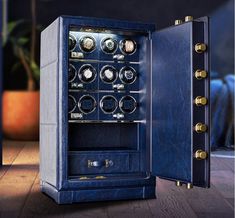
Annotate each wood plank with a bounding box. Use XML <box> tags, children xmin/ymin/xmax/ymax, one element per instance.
<box><xmin>180</xmin><ymin>184</ymin><xmax>234</xmax><ymax>215</ymax></box>
<box><xmin>106</xmin><ymin>199</ymin><xmax>153</xmax><ymax>218</ymax></box>
<box><xmin>0</xmin><ymin>140</ymin><xmax>25</xmax><ymax>179</ymax></box>
<box><xmin>147</xmin><ymin>178</ymin><xmax>197</xmax><ymax>218</ymax></box>
<box><xmin>211</xmin><ymin>157</ymin><xmax>234</xmax><ymax>172</ymax></box>
<box><xmin>225</xmin><ymin>198</ymin><xmax>234</xmax><ymax>209</ymax></box>
<box><xmin>0</xmin><ymin>141</ymin><xmax>39</xmax><ymax>218</ymax></box>
<box><xmin>222</xmin><ymin>158</ymin><xmax>234</xmax><ymax>173</ymax></box>
<box><xmin>211</xmin><ymin>170</ymin><xmax>234</xmax><ymax>199</ymax></box>
<box><xmin>196</xmin><ymin>212</ymin><xmax>234</xmax><ymax>218</ymax></box>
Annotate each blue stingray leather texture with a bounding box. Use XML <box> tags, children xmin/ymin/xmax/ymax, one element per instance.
<box><xmin>40</xmin><ymin>16</ymin><xmax>210</xmax><ymax>204</ymax></box>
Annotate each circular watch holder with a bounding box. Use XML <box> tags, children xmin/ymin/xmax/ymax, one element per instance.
<box><xmin>78</xmin><ymin>95</ymin><xmax>97</xmax><ymax>114</ymax></box>
<box><xmin>78</xmin><ymin>64</ymin><xmax>97</xmax><ymax>83</ymax></box>
<box><xmin>119</xmin><ymin>95</ymin><xmax>137</xmax><ymax>114</ymax></box>
<box><xmin>68</xmin><ymin>64</ymin><xmax>77</xmax><ymax>82</ymax></box>
<box><xmin>100</xmin><ymin>95</ymin><xmax>118</xmax><ymax>114</ymax></box>
<box><xmin>101</xmin><ymin>37</ymin><xmax>118</xmax><ymax>54</ymax></box>
<box><xmin>69</xmin><ymin>34</ymin><xmax>77</xmax><ymax>51</ymax></box>
<box><xmin>119</xmin><ymin>66</ymin><xmax>137</xmax><ymax>84</ymax></box>
<box><xmin>79</xmin><ymin>36</ymin><xmax>96</xmax><ymax>53</ymax></box>
<box><xmin>119</xmin><ymin>39</ymin><xmax>137</xmax><ymax>55</ymax></box>
<box><xmin>100</xmin><ymin>65</ymin><xmax>118</xmax><ymax>84</ymax></box>
<box><xmin>68</xmin><ymin>95</ymin><xmax>77</xmax><ymax>113</ymax></box>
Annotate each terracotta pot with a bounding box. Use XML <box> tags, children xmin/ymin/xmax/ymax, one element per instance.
<box><xmin>2</xmin><ymin>91</ymin><xmax>39</xmax><ymax>140</ymax></box>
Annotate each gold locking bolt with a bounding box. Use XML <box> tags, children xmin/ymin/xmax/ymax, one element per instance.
<box><xmin>185</xmin><ymin>16</ymin><xmax>193</xmax><ymax>22</ymax></box>
<box><xmin>195</xmin><ymin>43</ymin><xmax>207</xmax><ymax>53</ymax></box>
<box><xmin>195</xmin><ymin>70</ymin><xmax>207</xmax><ymax>80</ymax></box>
<box><xmin>194</xmin><ymin>96</ymin><xmax>208</xmax><ymax>106</ymax></box>
<box><xmin>186</xmin><ymin>183</ymin><xmax>193</xmax><ymax>189</ymax></box>
<box><xmin>175</xmin><ymin>20</ymin><xmax>183</xmax><ymax>25</ymax></box>
<box><xmin>195</xmin><ymin>149</ymin><xmax>208</xmax><ymax>160</ymax></box>
<box><xmin>195</xmin><ymin>123</ymin><xmax>207</xmax><ymax>133</ymax></box>
<box><xmin>176</xmin><ymin>181</ymin><xmax>182</xmax><ymax>187</ymax></box>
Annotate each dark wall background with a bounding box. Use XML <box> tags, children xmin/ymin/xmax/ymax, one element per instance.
<box><xmin>8</xmin><ymin>0</ymin><xmax>228</xmax><ymax>29</ymax></box>
<box><xmin>3</xmin><ymin>0</ymin><xmax>234</xmax><ymax>89</ymax></box>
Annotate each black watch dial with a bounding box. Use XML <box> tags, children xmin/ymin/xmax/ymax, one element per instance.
<box><xmin>69</xmin><ymin>34</ymin><xmax>76</xmax><ymax>51</ymax></box>
<box><xmin>68</xmin><ymin>64</ymin><xmax>77</xmax><ymax>82</ymax></box>
<box><xmin>101</xmin><ymin>38</ymin><xmax>118</xmax><ymax>54</ymax></box>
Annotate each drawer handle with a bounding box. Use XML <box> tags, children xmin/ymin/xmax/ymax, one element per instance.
<box><xmin>88</xmin><ymin>160</ymin><xmax>102</xmax><ymax>168</ymax></box>
<box><xmin>105</xmin><ymin>159</ymin><xmax>114</xmax><ymax>168</ymax></box>
<box><xmin>87</xmin><ymin>159</ymin><xmax>114</xmax><ymax>168</ymax></box>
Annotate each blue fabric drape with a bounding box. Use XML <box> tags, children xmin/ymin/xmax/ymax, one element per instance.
<box><xmin>211</xmin><ymin>74</ymin><xmax>234</xmax><ymax>149</ymax></box>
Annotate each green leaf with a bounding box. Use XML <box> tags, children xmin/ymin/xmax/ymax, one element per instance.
<box><xmin>17</xmin><ymin>37</ymin><xmax>29</xmax><ymax>45</ymax></box>
<box><xmin>30</xmin><ymin>60</ymin><xmax>40</xmax><ymax>81</ymax></box>
<box><xmin>8</xmin><ymin>20</ymin><xmax>25</xmax><ymax>35</ymax></box>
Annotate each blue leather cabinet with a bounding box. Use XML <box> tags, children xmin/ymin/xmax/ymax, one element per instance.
<box><xmin>40</xmin><ymin>16</ymin><xmax>210</xmax><ymax>204</ymax></box>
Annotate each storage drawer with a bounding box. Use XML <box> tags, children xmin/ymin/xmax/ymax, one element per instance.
<box><xmin>68</xmin><ymin>152</ymin><xmax>140</xmax><ymax>175</ymax></box>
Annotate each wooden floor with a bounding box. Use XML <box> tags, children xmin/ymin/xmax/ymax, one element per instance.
<box><xmin>0</xmin><ymin>141</ymin><xmax>234</xmax><ymax>218</ymax></box>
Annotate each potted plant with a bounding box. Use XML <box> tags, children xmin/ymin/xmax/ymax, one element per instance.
<box><xmin>2</xmin><ymin>0</ymin><xmax>40</xmax><ymax>140</ymax></box>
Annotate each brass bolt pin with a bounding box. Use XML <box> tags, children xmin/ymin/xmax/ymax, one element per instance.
<box><xmin>195</xmin><ymin>43</ymin><xmax>207</xmax><ymax>53</ymax></box>
<box><xmin>195</xmin><ymin>123</ymin><xmax>207</xmax><ymax>133</ymax></box>
<box><xmin>194</xmin><ymin>96</ymin><xmax>208</xmax><ymax>106</ymax></box>
<box><xmin>195</xmin><ymin>70</ymin><xmax>207</xmax><ymax>80</ymax></box>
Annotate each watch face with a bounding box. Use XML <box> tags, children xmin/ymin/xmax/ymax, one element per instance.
<box><xmin>68</xmin><ymin>95</ymin><xmax>76</xmax><ymax>113</ymax></box>
<box><xmin>78</xmin><ymin>64</ymin><xmax>97</xmax><ymax>83</ymax></box>
<box><xmin>119</xmin><ymin>66</ymin><xmax>137</xmax><ymax>84</ymax></box>
<box><xmin>68</xmin><ymin>64</ymin><xmax>77</xmax><ymax>82</ymax></box>
<box><xmin>119</xmin><ymin>95</ymin><xmax>137</xmax><ymax>114</ymax></box>
<box><xmin>78</xmin><ymin>95</ymin><xmax>97</xmax><ymax>114</ymax></box>
<box><xmin>120</xmin><ymin>39</ymin><xmax>137</xmax><ymax>55</ymax></box>
<box><xmin>101</xmin><ymin>37</ymin><xmax>118</xmax><ymax>54</ymax></box>
<box><xmin>69</xmin><ymin>34</ymin><xmax>76</xmax><ymax>51</ymax></box>
<box><xmin>100</xmin><ymin>95</ymin><xmax>118</xmax><ymax>114</ymax></box>
<box><xmin>79</xmin><ymin>36</ymin><xmax>96</xmax><ymax>52</ymax></box>
<box><xmin>100</xmin><ymin>65</ymin><xmax>118</xmax><ymax>84</ymax></box>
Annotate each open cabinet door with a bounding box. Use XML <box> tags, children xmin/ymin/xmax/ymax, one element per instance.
<box><xmin>151</xmin><ymin>17</ymin><xmax>210</xmax><ymax>187</ymax></box>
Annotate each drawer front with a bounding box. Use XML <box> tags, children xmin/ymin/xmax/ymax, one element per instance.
<box><xmin>68</xmin><ymin>153</ymin><xmax>140</xmax><ymax>175</ymax></box>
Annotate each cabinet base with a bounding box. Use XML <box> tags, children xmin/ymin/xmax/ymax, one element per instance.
<box><xmin>41</xmin><ymin>181</ymin><xmax>156</xmax><ymax>204</ymax></box>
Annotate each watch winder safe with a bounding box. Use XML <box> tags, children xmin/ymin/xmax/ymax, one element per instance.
<box><xmin>40</xmin><ymin>16</ymin><xmax>210</xmax><ymax>204</ymax></box>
